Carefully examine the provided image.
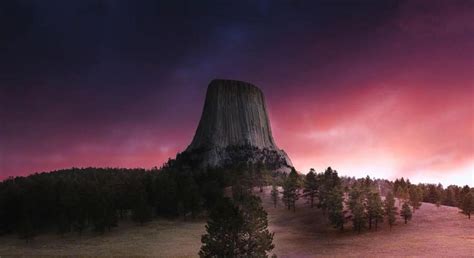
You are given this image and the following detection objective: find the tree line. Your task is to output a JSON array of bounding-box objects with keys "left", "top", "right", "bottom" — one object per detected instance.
[
  {"left": 392, "top": 177, "right": 473, "bottom": 219},
  {"left": 0, "top": 165, "right": 232, "bottom": 241},
  {"left": 0, "top": 160, "right": 278, "bottom": 258},
  {"left": 270, "top": 167, "right": 473, "bottom": 235},
  {"left": 0, "top": 161, "right": 472, "bottom": 257}
]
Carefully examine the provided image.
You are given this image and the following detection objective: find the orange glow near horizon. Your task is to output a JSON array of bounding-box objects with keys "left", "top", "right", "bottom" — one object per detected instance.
[{"left": 268, "top": 76, "right": 473, "bottom": 186}]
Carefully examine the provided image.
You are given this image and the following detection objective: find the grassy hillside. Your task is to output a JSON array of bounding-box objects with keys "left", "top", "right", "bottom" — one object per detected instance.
[
  {"left": 0, "top": 187, "right": 472, "bottom": 256},
  {"left": 261, "top": 188, "right": 474, "bottom": 257}
]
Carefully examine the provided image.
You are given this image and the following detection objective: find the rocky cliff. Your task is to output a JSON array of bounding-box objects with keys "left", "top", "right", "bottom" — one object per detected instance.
[{"left": 183, "top": 79, "right": 293, "bottom": 172}]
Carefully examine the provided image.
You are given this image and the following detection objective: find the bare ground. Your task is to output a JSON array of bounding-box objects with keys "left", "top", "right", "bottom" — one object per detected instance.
[{"left": 0, "top": 187, "right": 472, "bottom": 257}]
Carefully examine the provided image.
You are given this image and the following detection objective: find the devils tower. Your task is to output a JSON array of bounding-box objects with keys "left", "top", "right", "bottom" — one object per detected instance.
[{"left": 181, "top": 79, "right": 293, "bottom": 172}]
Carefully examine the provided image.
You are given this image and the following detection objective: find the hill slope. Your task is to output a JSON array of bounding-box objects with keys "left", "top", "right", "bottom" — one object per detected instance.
[{"left": 0, "top": 187, "right": 472, "bottom": 256}]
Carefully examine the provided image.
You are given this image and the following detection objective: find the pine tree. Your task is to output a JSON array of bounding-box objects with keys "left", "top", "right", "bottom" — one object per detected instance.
[
  {"left": 199, "top": 198, "right": 244, "bottom": 257},
  {"left": 271, "top": 184, "right": 279, "bottom": 208},
  {"left": 396, "top": 186, "right": 409, "bottom": 208},
  {"left": 459, "top": 185, "right": 471, "bottom": 205},
  {"left": 327, "top": 187, "right": 345, "bottom": 231},
  {"left": 384, "top": 192, "right": 398, "bottom": 230},
  {"left": 367, "top": 192, "right": 384, "bottom": 230},
  {"left": 178, "top": 173, "right": 202, "bottom": 218},
  {"left": 363, "top": 175, "right": 373, "bottom": 196},
  {"left": 282, "top": 168, "right": 299, "bottom": 212},
  {"left": 400, "top": 201, "right": 412, "bottom": 224},
  {"left": 460, "top": 191, "right": 473, "bottom": 219},
  {"left": 132, "top": 190, "right": 153, "bottom": 225},
  {"left": 348, "top": 186, "right": 366, "bottom": 234},
  {"left": 303, "top": 169, "right": 318, "bottom": 208},
  {"left": 444, "top": 187, "right": 457, "bottom": 207},
  {"left": 317, "top": 167, "right": 341, "bottom": 214},
  {"left": 237, "top": 195, "right": 275, "bottom": 256},
  {"left": 254, "top": 161, "right": 267, "bottom": 193},
  {"left": 199, "top": 196, "right": 274, "bottom": 257},
  {"left": 435, "top": 184, "right": 444, "bottom": 207},
  {"left": 409, "top": 186, "right": 422, "bottom": 212}
]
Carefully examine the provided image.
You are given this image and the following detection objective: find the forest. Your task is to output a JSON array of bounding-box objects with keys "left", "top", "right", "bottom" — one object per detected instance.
[{"left": 0, "top": 161, "right": 472, "bottom": 250}]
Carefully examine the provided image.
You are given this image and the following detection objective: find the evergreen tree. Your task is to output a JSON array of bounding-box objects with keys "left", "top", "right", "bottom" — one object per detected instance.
[
  {"left": 435, "top": 184, "right": 444, "bottom": 207},
  {"left": 199, "top": 198, "right": 244, "bottom": 257},
  {"left": 271, "top": 184, "right": 279, "bottom": 208},
  {"left": 409, "top": 186, "right": 422, "bottom": 212},
  {"left": 459, "top": 185, "right": 471, "bottom": 204},
  {"left": 396, "top": 186, "right": 409, "bottom": 208},
  {"left": 362, "top": 175, "right": 374, "bottom": 196},
  {"left": 199, "top": 196, "right": 274, "bottom": 257},
  {"left": 254, "top": 161, "right": 267, "bottom": 193},
  {"left": 327, "top": 187, "right": 345, "bottom": 231},
  {"left": 348, "top": 186, "right": 366, "bottom": 233},
  {"left": 132, "top": 190, "right": 153, "bottom": 225},
  {"left": 178, "top": 172, "right": 202, "bottom": 218},
  {"left": 236, "top": 195, "right": 275, "bottom": 257},
  {"left": 303, "top": 169, "right": 318, "bottom": 208},
  {"left": 400, "top": 201, "right": 412, "bottom": 224},
  {"left": 367, "top": 192, "right": 384, "bottom": 230},
  {"left": 317, "top": 167, "right": 341, "bottom": 214},
  {"left": 232, "top": 164, "right": 253, "bottom": 202},
  {"left": 444, "top": 186, "right": 457, "bottom": 207},
  {"left": 154, "top": 171, "right": 178, "bottom": 216},
  {"left": 384, "top": 192, "right": 398, "bottom": 230},
  {"left": 460, "top": 191, "right": 473, "bottom": 219},
  {"left": 282, "top": 168, "right": 299, "bottom": 212}
]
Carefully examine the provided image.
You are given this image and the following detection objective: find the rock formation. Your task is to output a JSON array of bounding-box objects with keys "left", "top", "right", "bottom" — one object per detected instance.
[{"left": 181, "top": 79, "right": 293, "bottom": 172}]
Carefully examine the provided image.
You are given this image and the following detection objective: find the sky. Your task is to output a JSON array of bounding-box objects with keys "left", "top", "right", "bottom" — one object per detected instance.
[{"left": 1, "top": 0, "right": 473, "bottom": 186}]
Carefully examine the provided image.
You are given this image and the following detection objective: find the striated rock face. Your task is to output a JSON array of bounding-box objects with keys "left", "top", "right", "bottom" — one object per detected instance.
[{"left": 183, "top": 79, "right": 293, "bottom": 172}]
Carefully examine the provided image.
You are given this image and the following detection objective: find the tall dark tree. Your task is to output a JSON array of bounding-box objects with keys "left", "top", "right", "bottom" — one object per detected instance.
[
  {"left": 327, "top": 187, "right": 345, "bottom": 231},
  {"left": 384, "top": 192, "right": 398, "bottom": 230},
  {"left": 271, "top": 183, "right": 279, "bottom": 208},
  {"left": 178, "top": 172, "right": 202, "bottom": 219},
  {"left": 435, "top": 183, "right": 445, "bottom": 207},
  {"left": 460, "top": 191, "right": 473, "bottom": 219},
  {"left": 282, "top": 168, "right": 299, "bottom": 212},
  {"left": 444, "top": 186, "right": 457, "bottom": 207},
  {"left": 231, "top": 163, "right": 253, "bottom": 202},
  {"left": 254, "top": 161, "right": 267, "bottom": 193},
  {"left": 396, "top": 185, "right": 409, "bottom": 208},
  {"left": 303, "top": 168, "right": 318, "bottom": 208},
  {"left": 400, "top": 201, "right": 412, "bottom": 224},
  {"left": 199, "top": 196, "right": 274, "bottom": 257},
  {"left": 426, "top": 184, "right": 444, "bottom": 207},
  {"left": 236, "top": 195, "right": 275, "bottom": 257},
  {"left": 132, "top": 190, "right": 153, "bottom": 225},
  {"left": 367, "top": 192, "right": 384, "bottom": 230},
  {"left": 409, "top": 185, "right": 423, "bottom": 212},
  {"left": 459, "top": 185, "right": 471, "bottom": 210},
  {"left": 317, "top": 167, "right": 341, "bottom": 215},
  {"left": 348, "top": 186, "right": 366, "bottom": 234},
  {"left": 154, "top": 171, "right": 179, "bottom": 216},
  {"left": 199, "top": 198, "right": 244, "bottom": 257}
]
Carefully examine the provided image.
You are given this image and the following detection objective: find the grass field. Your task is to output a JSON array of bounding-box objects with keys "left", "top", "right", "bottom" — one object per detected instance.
[{"left": 0, "top": 187, "right": 472, "bottom": 257}]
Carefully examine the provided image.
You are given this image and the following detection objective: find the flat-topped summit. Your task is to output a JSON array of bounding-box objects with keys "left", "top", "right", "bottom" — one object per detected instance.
[
  {"left": 187, "top": 79, "right": 276, "bottom": 150},
  {"left": 183, "top": 79, "right": 293, "bottom": 172}
]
